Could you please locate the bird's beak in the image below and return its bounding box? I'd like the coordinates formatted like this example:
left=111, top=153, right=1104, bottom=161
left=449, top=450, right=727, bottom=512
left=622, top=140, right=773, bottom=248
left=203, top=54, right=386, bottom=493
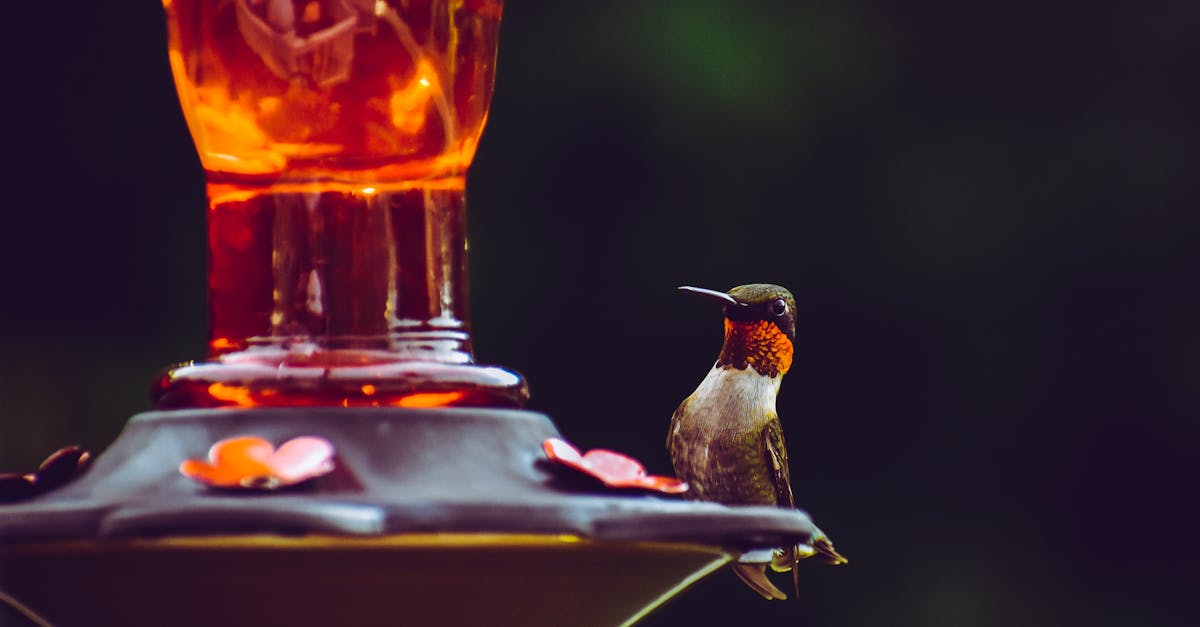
left=678, top=286, right=741, bottom=307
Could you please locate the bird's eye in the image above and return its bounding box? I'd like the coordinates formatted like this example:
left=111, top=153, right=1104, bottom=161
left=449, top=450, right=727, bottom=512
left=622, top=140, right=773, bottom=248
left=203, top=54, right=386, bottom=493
left=769, top=299, right=787, bottom=316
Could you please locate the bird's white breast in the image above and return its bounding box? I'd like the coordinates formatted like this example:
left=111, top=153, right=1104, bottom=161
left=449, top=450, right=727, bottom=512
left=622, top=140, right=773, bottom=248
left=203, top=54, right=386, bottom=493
left=668, top=365, right=783, bottom=499
left=678, top=366, right=780, bottom=432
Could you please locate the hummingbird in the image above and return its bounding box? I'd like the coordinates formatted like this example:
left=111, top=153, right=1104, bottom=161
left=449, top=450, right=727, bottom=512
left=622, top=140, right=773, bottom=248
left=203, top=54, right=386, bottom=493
left=667, top=284, right=846, bottom=600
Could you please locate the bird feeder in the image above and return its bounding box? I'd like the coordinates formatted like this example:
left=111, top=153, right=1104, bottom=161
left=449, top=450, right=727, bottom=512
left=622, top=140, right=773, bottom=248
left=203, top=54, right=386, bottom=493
left=0, top=2, right=826, bottom=625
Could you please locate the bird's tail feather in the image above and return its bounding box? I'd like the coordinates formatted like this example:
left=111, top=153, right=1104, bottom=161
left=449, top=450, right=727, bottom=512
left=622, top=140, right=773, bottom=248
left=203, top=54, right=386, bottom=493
left=813, top=535, right=848, bottom=565
left=739, top=534, right=846, bottom=601
left=775, top=536, right=847, bottom=568
left=731, top=562, right=787, bottom=600
left=762, top=536, right=847, bottom=600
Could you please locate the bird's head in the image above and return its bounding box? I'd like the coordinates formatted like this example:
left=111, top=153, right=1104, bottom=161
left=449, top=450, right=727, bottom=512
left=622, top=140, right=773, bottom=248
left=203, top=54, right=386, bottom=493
left=679, top=284, right=796, bottom=377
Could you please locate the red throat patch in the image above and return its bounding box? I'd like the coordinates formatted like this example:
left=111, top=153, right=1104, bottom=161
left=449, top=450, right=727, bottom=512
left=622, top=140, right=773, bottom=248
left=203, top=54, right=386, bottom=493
left=720, top=320, right=794, bottom=377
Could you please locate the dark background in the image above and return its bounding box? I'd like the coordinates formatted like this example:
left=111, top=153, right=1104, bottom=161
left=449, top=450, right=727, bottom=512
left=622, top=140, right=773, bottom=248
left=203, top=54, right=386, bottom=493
left=2, top=1, right=1198, bottom=625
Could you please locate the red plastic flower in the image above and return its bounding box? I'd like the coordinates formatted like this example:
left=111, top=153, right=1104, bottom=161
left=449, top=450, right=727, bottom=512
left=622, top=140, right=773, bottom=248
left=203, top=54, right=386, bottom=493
left=0, top=446, right=92, bottom=503
left=180, top=435, right=335, bottom=490
left=542, top=438, right=688, bottom=494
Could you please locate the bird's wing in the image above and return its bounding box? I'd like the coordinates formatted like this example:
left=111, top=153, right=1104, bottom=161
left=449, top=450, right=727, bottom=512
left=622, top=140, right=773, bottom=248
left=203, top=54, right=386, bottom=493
left=762, top=418, right=801, bottom=598
left=762, top=417, right=795, bottom=509
left=763, top=418, right=848, bottom=568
